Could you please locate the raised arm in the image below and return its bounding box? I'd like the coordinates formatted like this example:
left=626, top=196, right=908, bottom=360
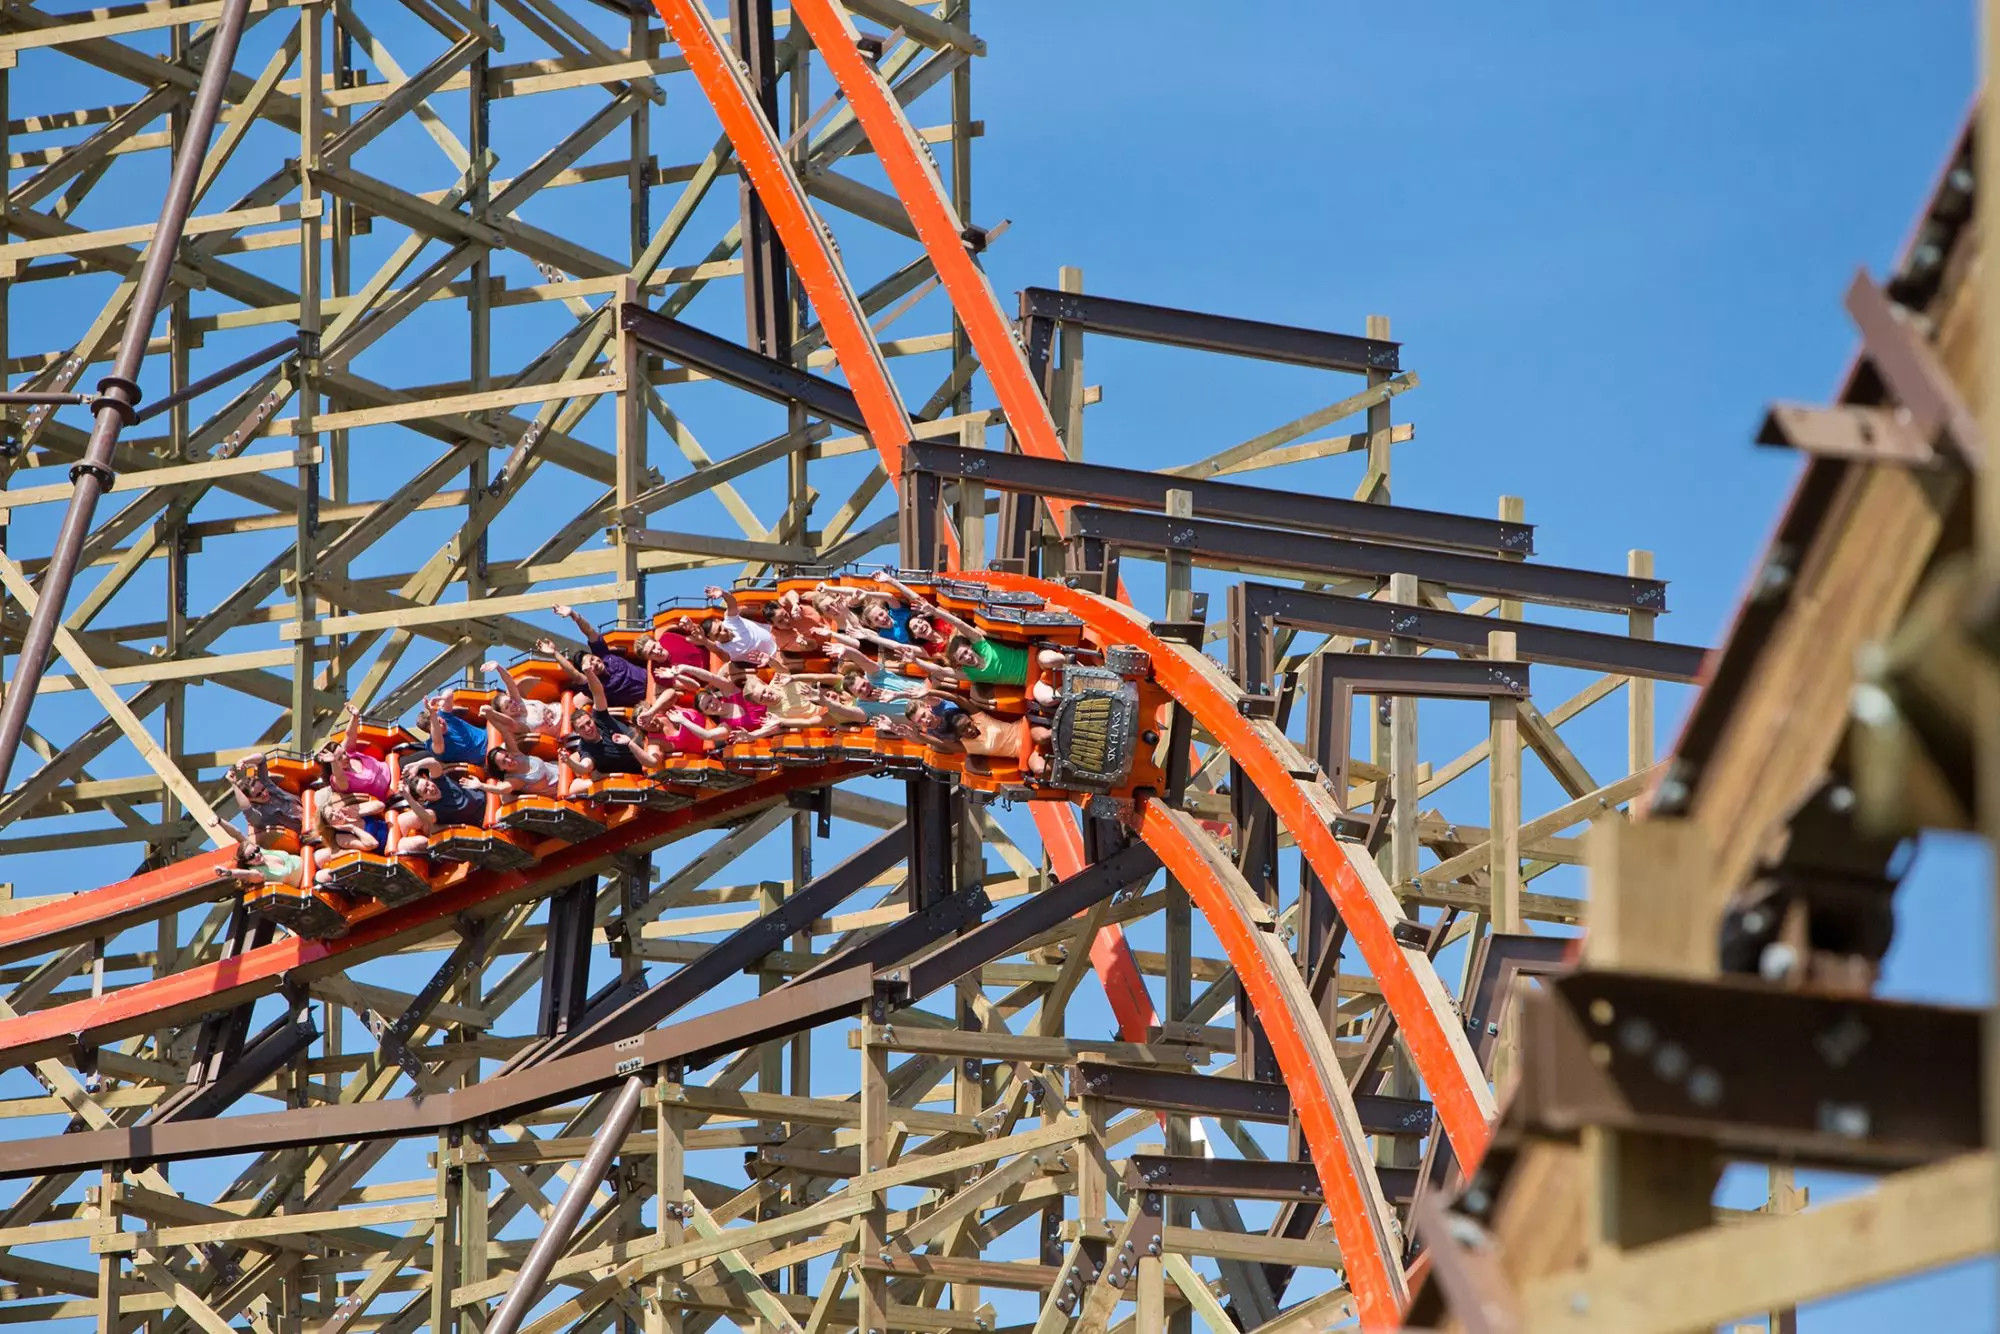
left=704, top=584, right=743, bottom=616
left=539, top=638, right=588, bottom=686
left=576, top=661, right=608, bottom=712
left=670, top=663, right=733, bottom=690
left=554, top=603, right=600, bottom=643
left=612, top=732, right=659, bottom=767
left=674, top=710, right=731, bottom=744
left=340, top=701, right=365, bottom=753
left=485, top=661, right=528, bottom=709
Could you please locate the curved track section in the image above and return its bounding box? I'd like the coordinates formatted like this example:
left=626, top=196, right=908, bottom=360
left=648, top=0, right=915, bottom=472
left=968, top=571, right=1500, bottom=1162
left=1139, top=800, right=1406, bottom=1318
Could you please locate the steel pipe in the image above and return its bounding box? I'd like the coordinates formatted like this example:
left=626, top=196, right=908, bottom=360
left=486, top=1073, right=647, bottom=1334
left=0, top=0, right=256, bottom=791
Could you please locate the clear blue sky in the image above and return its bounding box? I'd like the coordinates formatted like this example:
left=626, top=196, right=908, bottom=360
left=961, top=3, right=1989, bottom=1328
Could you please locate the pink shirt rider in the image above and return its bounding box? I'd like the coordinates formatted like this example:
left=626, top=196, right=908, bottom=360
left=342, top=750, right=392, bottom=800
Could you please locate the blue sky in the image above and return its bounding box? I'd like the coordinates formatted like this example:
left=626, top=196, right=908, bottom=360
left=0, top=3, right=1990, bottom=1328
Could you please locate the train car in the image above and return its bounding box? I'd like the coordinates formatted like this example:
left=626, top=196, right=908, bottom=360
left=247, top=569, right=1170, bottom=940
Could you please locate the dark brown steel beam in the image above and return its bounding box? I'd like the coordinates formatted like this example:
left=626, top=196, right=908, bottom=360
left=1018, top=287, right=1399, bottom=375
left=619, top=302, right=867, bottom=430
left=1125, top=1155, right=1418, bottom=1206
left=1239, top=582, right=1708, bottom=683
left=1069, top=507, right=1666, bottom=614
left=894, top=841, right=1161, bottom=1003
left=1517, top=970, right=1980, bottom=1172
left=1073, top=1063, right=1432, bottom=1139
left=903, top=440, right=1528, bottom=555
left=0, top=967, right=876, bottom=1178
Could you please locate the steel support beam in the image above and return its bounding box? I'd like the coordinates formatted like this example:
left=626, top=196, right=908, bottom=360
left=1018, top=286, right=1399, bottom=377
left=1071, top=506, right=1667, bottom=614
left=904, top=439, right=1530, bottom=555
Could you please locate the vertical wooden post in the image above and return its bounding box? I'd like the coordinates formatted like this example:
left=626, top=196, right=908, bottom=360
left=1041, top=264, right=1085, bottom=572
left=1462, top=494, right=1527, bottom=1002
left=1164, top=488, right=1194, bottom=622
left=1363, top=313, right=1393, bottom=503
left=291, top=0, right=324, bottom=744
left=1628, top=550, right=1656, bottom=772
left=430, top=1129, right=462, bottom=1334
left=859, top=1023, right=890, bottom=1334
left=1488, top=628, right=1522, bottom=1088
left=1077, top=1056, right=1107, bottom=1241
left=1055, top=265, right=1085, bottom=460
left=1136, top=1249, right=1166, bottom=1331
left=1379, top=569, right=1421, bottom=1168
left=94, top=1167, right=120, bottom=1334
left=654, top=1072, right=685, bottom=1334
left=956, top=417, right=987, bottom=569
left=1488, top=629, right=1522, bottom=935
left=1582, top=818, right=1720, bottom=1330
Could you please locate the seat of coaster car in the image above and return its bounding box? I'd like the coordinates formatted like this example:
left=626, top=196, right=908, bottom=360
left=493, top=794, right=608, bottom=843
left=248, top=878, right=354, bottom=939
left=243, top=848, right=355, bottom=939
left=428, top=825, right=539, bottom=870
left=319, top=850, right=433, bottom=908
left=582, top=769, right=696, bottom=812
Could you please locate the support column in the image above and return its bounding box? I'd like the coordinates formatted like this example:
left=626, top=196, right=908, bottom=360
left=1363, top=312, right=1393, bottom=501
left=292, top=0, right=325, bottom=743
left=1378, top=570, right=1421, bottom=1172
left=859, top=1025, right=890, bottom=1334
left=652, top=1070, right=685, bottom=1334
left=1163, top=488, right=1193, bottom=622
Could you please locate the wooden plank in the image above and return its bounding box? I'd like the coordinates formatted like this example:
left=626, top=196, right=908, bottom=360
left=280, top=581, right=632, bottom=639
left=1524, top=1153, right=1996, bottom=1334
left=1161, top=1225, right=1340, bottom=1270
left=0, top=447, right=320, bottom=515
left=272, top=373, right=624, bottom=435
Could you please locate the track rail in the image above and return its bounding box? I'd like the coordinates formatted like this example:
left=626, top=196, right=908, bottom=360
left=965, top=571, right=1500, bottom=1162
left=0, top=844, right=236, bottom=966
left=0, top=769, right=849, bottom=1064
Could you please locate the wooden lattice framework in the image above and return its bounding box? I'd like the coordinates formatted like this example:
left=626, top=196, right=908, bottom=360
left=0, top=2, right=1735, bottom=1332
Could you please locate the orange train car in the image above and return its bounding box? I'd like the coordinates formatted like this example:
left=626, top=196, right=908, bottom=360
left=246, top=572, right=1168, bottom=939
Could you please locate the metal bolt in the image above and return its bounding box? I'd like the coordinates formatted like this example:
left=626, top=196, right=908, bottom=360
left=1827, top=784, right=1857, bottom=814
left=1618, top=1017, right=1656, bottom=1056
left=1686, top=1067, right=1722, bottom=1108
left=1819, top=1102, right=1871, bottom=1139
left=1569, top=1292, right=1590, bottom=1315
left=1753, top=560, right=1793, bottom=601
left=1653, top=1042, right=1689, bottom=1081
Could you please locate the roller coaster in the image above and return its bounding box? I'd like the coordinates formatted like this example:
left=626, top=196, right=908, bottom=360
left=0, top=0, right=1887, bottom=1330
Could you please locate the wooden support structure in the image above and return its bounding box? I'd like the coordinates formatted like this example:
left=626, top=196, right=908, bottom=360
left=0, top=3, right=1897, bottom=1332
